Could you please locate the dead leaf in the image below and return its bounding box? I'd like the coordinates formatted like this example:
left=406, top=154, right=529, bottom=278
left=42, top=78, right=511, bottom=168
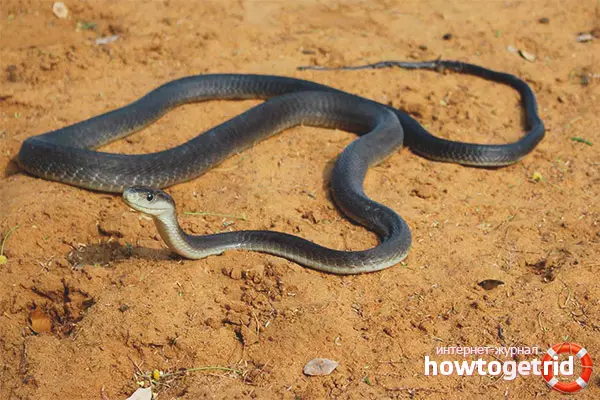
left=30, top=309, right=52, bottom=333
left=477, top=280, right=505, bottom=290
left=125, top=387, right=152, bottom=400
left=303, top=358, right=339, bottom=376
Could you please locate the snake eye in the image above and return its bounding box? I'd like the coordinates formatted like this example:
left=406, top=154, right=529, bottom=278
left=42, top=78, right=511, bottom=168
left=146, top=193, right=154, bottom=202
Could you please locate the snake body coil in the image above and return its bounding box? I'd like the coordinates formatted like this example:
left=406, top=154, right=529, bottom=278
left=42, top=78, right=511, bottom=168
left=18, top=60, right=544, bottom=274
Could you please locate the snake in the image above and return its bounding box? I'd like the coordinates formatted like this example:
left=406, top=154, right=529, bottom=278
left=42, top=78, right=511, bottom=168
left=17, top=60, right=544, bottom=274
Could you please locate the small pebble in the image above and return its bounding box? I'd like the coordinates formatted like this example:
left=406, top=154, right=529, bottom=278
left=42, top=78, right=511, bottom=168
left=442, top=33, right=453, bottom=40
left=576, top=33, right=594, bottom=42
left=229, top=268, right=243, bottom=280
left=411, top=185, right=436, bottom=199
left=6, top=65, right=18, bottom=82
left=519, top=49, right=536, bottom=62
left=538, top=17, right=549, bottom=24
left=205, top=317, right=221, bottom=329
left=96, top=35, right=120, bottom=45
left=52, top=2, right=69, bottom=19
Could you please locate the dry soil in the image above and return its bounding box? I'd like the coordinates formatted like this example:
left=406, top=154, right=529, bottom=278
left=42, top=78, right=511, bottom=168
left=0, top=1, right=599, bottom=399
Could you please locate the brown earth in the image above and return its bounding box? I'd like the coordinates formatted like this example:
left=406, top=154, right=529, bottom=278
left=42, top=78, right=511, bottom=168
left=1, top=1, right=599, bottom=399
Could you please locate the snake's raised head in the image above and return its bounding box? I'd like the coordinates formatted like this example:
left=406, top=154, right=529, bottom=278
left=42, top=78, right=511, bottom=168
left=123, top=187, right=175, bottom=217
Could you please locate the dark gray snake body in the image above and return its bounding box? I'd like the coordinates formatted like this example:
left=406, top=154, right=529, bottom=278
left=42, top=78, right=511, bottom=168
left=17, top=60, right=544, bottom=274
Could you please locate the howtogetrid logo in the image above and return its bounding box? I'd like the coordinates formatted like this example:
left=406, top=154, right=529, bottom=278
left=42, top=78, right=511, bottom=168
left=425, top=342, right=593, bottom=394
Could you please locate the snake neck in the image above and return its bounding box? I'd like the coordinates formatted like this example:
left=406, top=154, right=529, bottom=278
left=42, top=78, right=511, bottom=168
left=153, top=210, right=198, bottom=259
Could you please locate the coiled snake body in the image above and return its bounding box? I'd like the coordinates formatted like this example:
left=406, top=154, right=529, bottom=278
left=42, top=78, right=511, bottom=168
left=18, top=60, right=544, bottom=274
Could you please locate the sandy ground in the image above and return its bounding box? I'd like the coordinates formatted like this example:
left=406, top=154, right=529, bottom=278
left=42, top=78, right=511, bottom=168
left=1, top=0, right=599, bottom=399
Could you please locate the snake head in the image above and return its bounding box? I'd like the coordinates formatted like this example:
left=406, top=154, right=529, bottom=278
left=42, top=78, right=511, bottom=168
left=123, top=187, right=175, bottom=217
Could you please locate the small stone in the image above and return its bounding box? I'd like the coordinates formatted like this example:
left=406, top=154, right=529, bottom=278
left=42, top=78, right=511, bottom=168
left=239, top=325, right=259, bottom=345
left=224, top=311, right=250, bottom=326
left=519, top=49, right=536, bottom=62
left=6, top=65, right=19, bottom=82
left=417, top=321, right=433, bottom=333
left=95, top=35, right=120, bottom=45
left=411, top=185, right=436, bottom=199
left=229, top=268, right=242, bottom=280
left=300, top=210, right=317, bottom=224
left=52, top=2, right=69, bottom=19
left=205, top=317, right=221, bottom=329
left=576, top=33, right=594, bottom=43
left=224, top=301, right=248, bottom=313
left=538, top=17, right=549, bottom=24
left=224, top=312, right=243, bottom=326
left=442, top=33, right=453, bottom=40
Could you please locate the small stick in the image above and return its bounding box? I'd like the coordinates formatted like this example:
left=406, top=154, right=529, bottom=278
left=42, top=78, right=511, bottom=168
left=100, top=386, right=111, bottom=400
left=560, top=283, right=572, bottom=309
left=184, top=211, right=247, bottom=221
left=160, top=366, right=243, bottom=379
left=127, top=355, right=145, bottom=377
left=384, top=386, right=446, bottom=393
left=298, top=59, right=443, bottom=72
left=537, top=311, right=547, bottom=332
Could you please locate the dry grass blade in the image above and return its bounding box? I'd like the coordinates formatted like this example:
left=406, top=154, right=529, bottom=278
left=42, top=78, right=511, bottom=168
left=0, top=225, right=20, bottom=264
left=184, top=211, right=247, bottom=221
